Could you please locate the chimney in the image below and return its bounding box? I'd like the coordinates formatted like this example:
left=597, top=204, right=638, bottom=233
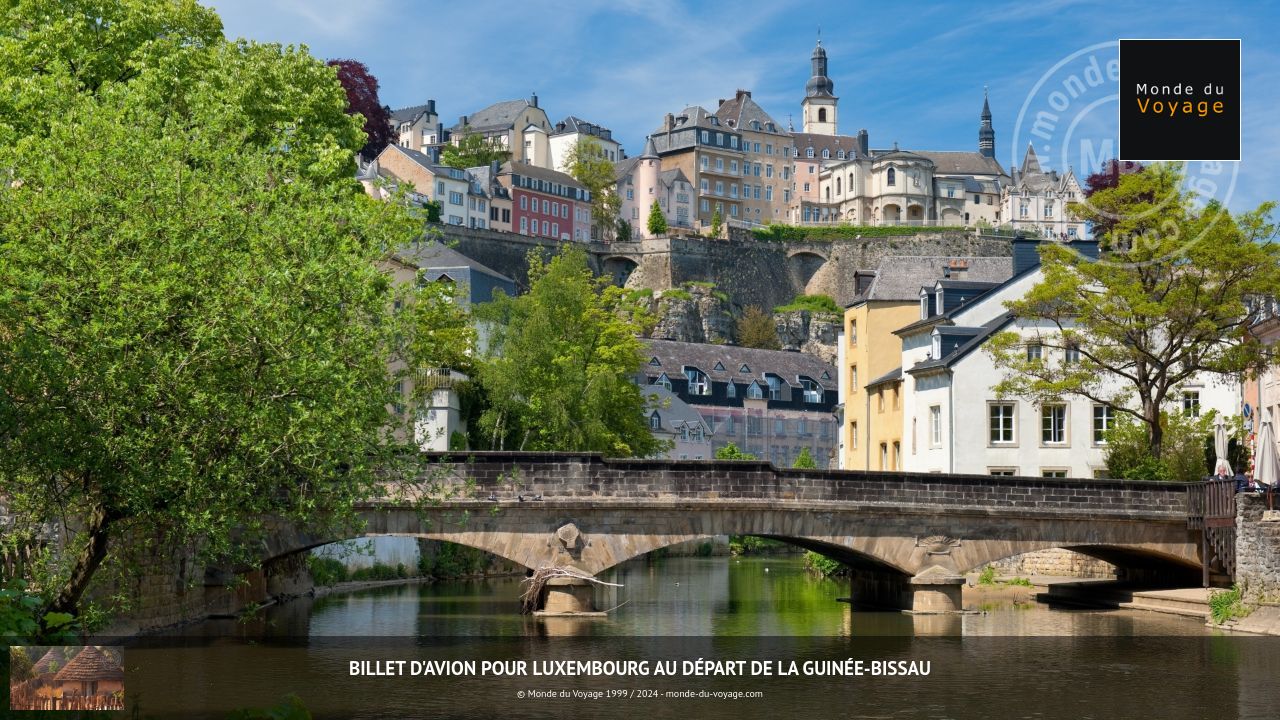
left=1011, top=234, right=1044, bottom=275
left=737, top=89, right=751, bottom=99
left=665, top=113, right=675, bottom=131
left=459, top=115, right=468, bottom=127
left=947, top=259, right=969, bottom=278
left=530, top=92, right=538, bottom=108
left=427, top=99, right=436, bottom=115
left=857, top=129, right=869, bottom=155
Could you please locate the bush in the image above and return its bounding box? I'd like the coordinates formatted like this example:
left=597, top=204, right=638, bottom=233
left=349, top=563, right=404, bottom=582
left=419, top=542, right=489, bottom=579
left=306, top=556, right=348, bottom=586
left=803, top=551, right=846, bottom=577
left=715, top=442, right=756, bottom=460
left=661, top=288, right=693, bottom=301
left=1209, top=584, right=1252, bottom=624
left=1104, top=411, right=1216, bottom=482
left=774, top=294, right=841, bottom=315
left=977, top=565, right=998, bottom=586
left=728, top=535, right=789, bottom=555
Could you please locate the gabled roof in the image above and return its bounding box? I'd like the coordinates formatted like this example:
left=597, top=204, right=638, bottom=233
left=914, top=150, right=1006, bottom=177
left=380, top=144, right=457, bottom=178
left=659, top=168, right=690, bottom=186
left=865, top=366, right=902, bottom=389
left=613, top=156, right=640, bottom=183
left=641, top=339, right=836, bottom=389
left=451, top=99, right=538, bottom=134
left=714, top=91, right=786, bottom=136
left=390, top=103, right=437, bottom=125
left=642, top=385, right=712, bottom=435
left=856, top=256, right=1013, bottom=303
left=551, top=115, right=615, bottom=140
left=907, top=313, right=1016, bottom=374
left=393, top=241, right=514, bottom=284
left=651, top=106, right=731, bottom=135
left=501, top=160, right=587, bottom=191
left=793, top=132, right=865, bottom=161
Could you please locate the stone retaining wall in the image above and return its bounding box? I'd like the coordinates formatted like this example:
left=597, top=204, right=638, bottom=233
left=1237, top=494, right=1280, bottom=598
left=989, top=548, right=1116, bottom=579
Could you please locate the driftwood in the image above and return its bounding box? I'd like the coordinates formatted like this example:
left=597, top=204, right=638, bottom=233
left=519, top=566, right=623, bottom=614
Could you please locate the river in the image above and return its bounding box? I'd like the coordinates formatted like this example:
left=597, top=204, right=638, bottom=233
left=121, top=556, right=1280, bottom=719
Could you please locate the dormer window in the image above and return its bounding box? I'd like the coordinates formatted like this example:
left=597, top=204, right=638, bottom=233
left=935, top=288, right=944, bottom=313
left=649, top=412, right=661, bottom=430
left=800, top=377, right=824, bottom=404
left=747, top=381, right=764, bottom=400
left=655, top=373, right=673, bottom=391
left=806, top=148, right=815, bottom=159
left=931, top=333, right=942, bottom=360
left=920, top=289, right=930, bottom=319
left=822, top=149, right=830, bottom=159
left=684, top=367, right=710, bottom=396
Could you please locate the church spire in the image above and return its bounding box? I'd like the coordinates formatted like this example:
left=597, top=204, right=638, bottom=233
left=978, top=85, right=995, bottom=159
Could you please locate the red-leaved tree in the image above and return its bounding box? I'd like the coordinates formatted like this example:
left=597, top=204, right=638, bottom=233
left=328, top=59, right=392, bottom=161
left=1081, top=159, right=1146, bottom=240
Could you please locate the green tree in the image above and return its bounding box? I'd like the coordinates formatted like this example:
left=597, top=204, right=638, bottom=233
left=440, top=126, right=510, bottom=169
left=404, top=274, right=477, bottom=377
left=0, top=0, right=421, bottom=618
left=987, top=165, right=1280, bottom=459
left=792, top=447, right=817, bottom=469
left=647, top=199, right=668, bottom=236
left=715, top=443, right=756, bottom=460
left=710, top=206, right=723, bottom=238
left=736, top=306, right=780, bottom=350
left=1103, top=412, right=1214, bottom=482
left=562, top=136, right=619, bottom=240
left=616, top=215, right=633, bottom=242
left=474, top=247, right=662, bottom=456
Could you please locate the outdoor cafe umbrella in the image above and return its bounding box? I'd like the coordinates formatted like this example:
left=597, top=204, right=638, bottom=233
left=1213, top=417, right=1233, bottom=477
left=1255, top=420, right=1278, bottom=510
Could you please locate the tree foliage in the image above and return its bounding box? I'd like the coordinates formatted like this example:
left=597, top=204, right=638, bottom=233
left=327, top=59, right=392, bottom=161
left=474, top=248, right=661, bottom=456
left=440, top=126, right=510, bottom=169
left=562, top=136, right=619, bottom=239
left=1103, top=411, right=1214, bottom=482
left=792, top=447, right=818, bottom=469
left=710, top=207, right=723, bottom=238
left=715, top=443, right=756, bottom=460
left=647, top=199, right=668, bottom=236
left=0, top=0, right=420, bottom=617
left=987, top=165, right=1280, bottom=458
left=736, top=306, right=780, bottom=350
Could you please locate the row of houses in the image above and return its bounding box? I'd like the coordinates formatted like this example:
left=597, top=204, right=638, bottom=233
left=835, top=237, right=1241, bottom=477
left=377, top=41, right=1083, bottom=244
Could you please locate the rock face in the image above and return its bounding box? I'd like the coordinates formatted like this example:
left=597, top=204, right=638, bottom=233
left=648, top=285, right=734, bottom=345
left=776, top=310, right=840, bottom=364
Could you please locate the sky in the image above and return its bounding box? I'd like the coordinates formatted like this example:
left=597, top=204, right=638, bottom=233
left=207, top=0, right=1279, bottom=212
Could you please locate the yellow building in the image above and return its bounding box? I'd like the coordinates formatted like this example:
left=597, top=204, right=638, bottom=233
left=839, top=256, right=1012, bottom=470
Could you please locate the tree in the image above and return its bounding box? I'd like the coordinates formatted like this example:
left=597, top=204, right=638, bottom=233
left=0, top=0, right=421, bottom=618
left=1084, top=159, right=1146, bottom=237
left=327, top=59, right=392, bottom=162
left=792, top=447, right=818, bottom=469
left=474, top=247, right=662, bottom=456
left=987, top=164, right=1280, bottom=459
left=715, top=443, right=756, bottom=460
left=710, top=207, right=723, bottom=238
left=647, top=199, right=668, bottom=236
left=562, top=136, right=619, bottom=239
left=736, top=306, right=780, bottom=350
left=615, top=215, right=633, bottom=242
left=440, top=126, right=510, bottom=169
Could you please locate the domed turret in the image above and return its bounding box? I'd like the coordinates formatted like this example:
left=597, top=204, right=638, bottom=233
left=801, top=38, right=838, bottom=135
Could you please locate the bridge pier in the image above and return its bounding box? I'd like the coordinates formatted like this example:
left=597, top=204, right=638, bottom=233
left=850, top=567, right=966, bottom=614
left=534, top=576, right=605, bottom=617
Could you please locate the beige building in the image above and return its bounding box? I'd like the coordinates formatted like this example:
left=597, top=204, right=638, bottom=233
left=714, top=89, right=795, bottom=226
left=1003, top=145, right=1087, bottom=239
left=649, top=106, right=746, bottom=230
left=448, top=95, right=553, bottom=169
left=615, top=137, right=694, bottom=237
left=390, top=100, right=443, bottom=155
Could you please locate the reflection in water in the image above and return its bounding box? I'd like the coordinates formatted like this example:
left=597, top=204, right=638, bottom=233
left=122, top=556, right=1280, bottom=720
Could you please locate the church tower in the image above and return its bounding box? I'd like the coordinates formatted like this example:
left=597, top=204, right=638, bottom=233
left=978, top=87, right=995, bottom=159
left=801, top=40, right=838, bottom=135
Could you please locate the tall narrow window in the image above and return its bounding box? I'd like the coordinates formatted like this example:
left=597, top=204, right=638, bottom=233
left=887, top=167, right=896, bottom=186
left=1183, top=391, right=1201, bottom=417
left=990, top=403, right=1016, bottom=444
left=929, top=406, right=942, bottom=446
left=1041, top=404, right=1067, bottom=444
left=1093, top=404, right=1114, bottom=444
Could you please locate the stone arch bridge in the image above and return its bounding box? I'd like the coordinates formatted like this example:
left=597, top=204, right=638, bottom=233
left=268, top=453, right=1203, bottom=614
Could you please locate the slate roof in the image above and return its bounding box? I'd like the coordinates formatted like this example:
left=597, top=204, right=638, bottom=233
left=614, top=156, right=640, bottom=183
left=551, top=116, right=614, bottom=140
left=502, top=160, right=587, bottom=191
left=1009, top=145, right=1078, bottom=192
left=859, top=256, right=1013, bottom=303
left=651, top=106, right=730, bottom=136
left=382, top=144, right=456, bottom=177
left=659, top=168, right=690, bottom=186
left=641, top=339, right=836, bottom=386
left=907, top=313, right=1016, bottom=374
left=393, top=241, right=514, bottom=284
left=714, top=91, right=787, bottom=135
left=390, top=103, right=436, bottom=125
left=865, top=366, right=902, bottom=389
left=793, top=132, right=865, bottom=161
left=641, top=385, right=712, bottom=434
left=451, top=99, right=535, bottom=134
left=913, top=150, right=1006, bottom=177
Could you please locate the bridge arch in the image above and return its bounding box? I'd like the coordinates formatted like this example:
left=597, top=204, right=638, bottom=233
left=785, top=250, right=828, bottom=293
left=601, top=255, right=639, bottom=286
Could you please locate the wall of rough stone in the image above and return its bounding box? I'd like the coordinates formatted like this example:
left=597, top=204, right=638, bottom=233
left=1236, top=494, right=1280, bottom=598
left=776, top=310, right=840, bottom=364
left=988, top=548, right=1117, bottom=579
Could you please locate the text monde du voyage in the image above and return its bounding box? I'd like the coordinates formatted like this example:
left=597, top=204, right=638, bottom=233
left=1134, top=83, right=1229, bottom=118
left=349, top=658, right=931, bottom=677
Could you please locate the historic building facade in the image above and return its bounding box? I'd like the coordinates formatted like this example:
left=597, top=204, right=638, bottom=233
left=648, top=106, right=746, bottom=229
left=496, top=160, right=591, bottom=241
left=615, top=137, right=694, bottom=237
left=448, top=95, right=554, bottom=170
left=714, top=89, right=796, bottom=225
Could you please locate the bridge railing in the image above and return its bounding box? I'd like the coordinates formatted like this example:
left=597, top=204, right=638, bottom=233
left=1187, top=479, right=1236, bottom=585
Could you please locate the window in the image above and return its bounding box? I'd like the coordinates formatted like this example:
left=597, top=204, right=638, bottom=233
left=989, top=468, right=1017, bottom=476
left=1026, top=343, right=1042, bottom=361
left=946, top=185, right=955, bottom=198
left=701, top=199, right=709, bottom=212
left=929, top=406, right=942, bottom=446
left=879, top=443, right=889, bottom=470
left=774, top=419, right=786, bottom=436
left=887, top=167, right=896, bottom=186
left=726, top=382, right=736, bottom=398
left=806, top=147, right=814, bottom=159
left=730, top=205, right=738, bottom=217
left=650, top=412, right=661, bottom=430
left=700, top=179, right=709, bottom=192
left=765, top=375, right=783, bottom=400
left=892, top=441, right=901, bottom=470
left=1065, top=343, right=1081, bottom=364
left=701, top=130, right=709, bottom=143
left=715, top=181, right=724, bottom=195
left=542, top=200, right=550, bottom=214
left=701, top=156, right=709, bottom=171
left=1183, top=390, right=1200, bottom=417
left=716, top=158, right=724, bottom=171
left=1045, top=201, right=1055, bottom=218
left=542, top=220, right=549, bottom=235
left=747, top=381, right=764, bottom=400
left=990, top=403, right=1016, bottom=444
left=520, top=196, right=528, bottom=210
left=655, top=373, right=672, bottom=391
left=800, top=378, right=823, bottom=403
left=731, top=160, right=739, bottom=173
left=1042, top=469, right=1068, bottom=478
left=851, top=421, right=858, bottom=449
left=803, top=182, right=811, bottom=192
left=822, top=148, right=830, bottom=159
left=818, top=108, right=827, bottom=122
left=1041, top=404, right=1067, bottom=444
left=520, top=217, right=528, bottom=233
left=1093, top=404, right=1114, bottom=444
left=436, top=180, right=445, bottom=195
left=685, top=367, right=710, bottom=396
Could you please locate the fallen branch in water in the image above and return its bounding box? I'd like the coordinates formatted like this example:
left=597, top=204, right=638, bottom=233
left=519, top=566, right=623, bottom=614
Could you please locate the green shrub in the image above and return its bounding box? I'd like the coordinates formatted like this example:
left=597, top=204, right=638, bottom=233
left=803, top=551, right=846, bottom=576
left=1104, top=411, right=1216, bottom=483
left=752, top=224, right=961, bottom=243
left=661, top=288, right=693, bottom=301
left=419, top=542, right=489, bottom=579
left=683, top=280, right=717, bottom=289
left=774, top=294, right=841, bottom=315
left=1209, top=584, right=1253, bottom=624
left=1006, top=576, right=1033, bottom=587
left=715, top=442, right=756, bottom=460
left=306, top=556, right=348, bottom=586
left=349, top=563, right=404, bottom=582
left=728, top=535, right=789, bottom=555
left=977, top=565, right=998, bottom=586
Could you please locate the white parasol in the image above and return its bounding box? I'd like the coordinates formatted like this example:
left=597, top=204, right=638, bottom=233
left=1213, top=417, right=1233, bottom=477
left=1255, top=421, right=1278, bottom=490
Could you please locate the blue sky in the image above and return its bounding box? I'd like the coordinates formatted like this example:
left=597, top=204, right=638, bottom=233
left=208, top=0, right=1278, bottom=211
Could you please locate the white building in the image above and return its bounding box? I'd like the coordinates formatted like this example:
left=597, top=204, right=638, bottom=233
left=1003, top=145, right=1087, bottom=239
left=550, top=116, right=623, bottom=173
left=897, top=237, right=1239, bottom=478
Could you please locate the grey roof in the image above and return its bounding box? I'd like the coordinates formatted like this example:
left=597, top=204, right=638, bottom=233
left=793, top=132, right=864, bottom=161
left=934, top=279, right=1003, bottom=292
left=613, top=157, right=689, bottom=189
left=551, top=116, right=615, bottom=141
left=393, top=241, right=514, bottom=284
left=651, top=105, right=731, bottom=136
left=714, top=91, right=787, bottom=135
left=865, top=366, right=902, bottom=389
left=860, top=256, right=1013, bottom=303
left=382, top=144, right=455, bottom=176
left=613, top=156, right=640, bottom=183
left=659, top=168, right=690, bottom=186
left=640, top=136, right=658, bottom=158
left=641, top=339, right=836, bottom=387
left=1009, top=145, right=1079, bottom=192
left=641, top=385, right=711, bottom=434
left=914, top=150, right=1006, bottom=177
left=501, top=160, right=587, bottom=191
left=451, top=99, right=535, bottom=134
left=390, top=103, right=436, bottom=125
left=467, top=164, right=510, bottom=200
left=907, top=313, right=1016, bottom=374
